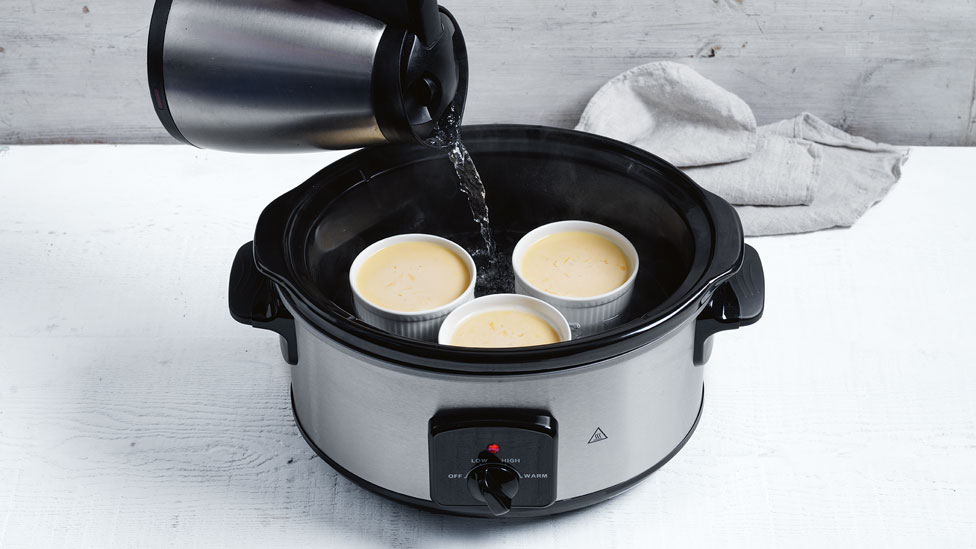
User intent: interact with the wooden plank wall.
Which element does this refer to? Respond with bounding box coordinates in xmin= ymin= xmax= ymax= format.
xmin=1 ymin=0 xmax=975 ymax=145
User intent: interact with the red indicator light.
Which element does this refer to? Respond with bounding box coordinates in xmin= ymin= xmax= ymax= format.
xmin=487 ymin=443 xmax=500 ymax=454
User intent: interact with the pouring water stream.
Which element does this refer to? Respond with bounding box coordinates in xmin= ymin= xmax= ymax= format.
xmin=427 ymin=104 xmax=513 ymax=294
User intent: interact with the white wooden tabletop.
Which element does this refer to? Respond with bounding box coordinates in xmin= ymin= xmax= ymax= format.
xmin=1 ymin=144 xmax=974 ymax=547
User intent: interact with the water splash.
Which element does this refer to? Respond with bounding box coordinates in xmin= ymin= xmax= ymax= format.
xmin=455 ymin=232 xmax=515 ymax=297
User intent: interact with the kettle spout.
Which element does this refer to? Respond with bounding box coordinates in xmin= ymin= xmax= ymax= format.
xmin=372 ymin=6 xmax=469 ymax=145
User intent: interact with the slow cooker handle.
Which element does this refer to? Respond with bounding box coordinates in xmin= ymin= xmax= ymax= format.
xmin=229 ymin=241 xmax=298 ymax=365
xmin=693 ymin=244 xmax=765 ymax=366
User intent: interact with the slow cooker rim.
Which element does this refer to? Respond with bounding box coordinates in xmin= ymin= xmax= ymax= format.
xmin=252 ymin=124 xmax=744 ymax=375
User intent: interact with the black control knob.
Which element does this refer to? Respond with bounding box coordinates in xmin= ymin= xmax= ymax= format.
xmin=467 ymin=464 xmax=520 ymax=516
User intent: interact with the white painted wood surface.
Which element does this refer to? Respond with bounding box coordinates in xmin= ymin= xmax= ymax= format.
xmin=1 ymin=0 xmax=976 ymax=146
xmin=1 ymin=144 xmax=976 ymax=547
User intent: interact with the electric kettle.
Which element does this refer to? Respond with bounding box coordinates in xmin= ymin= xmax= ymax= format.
xmin=147 ymin=0 xmax=468 ymax=151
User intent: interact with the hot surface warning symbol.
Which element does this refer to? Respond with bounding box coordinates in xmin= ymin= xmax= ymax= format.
xmin=588 ymin=427 xmax=608 ymax=444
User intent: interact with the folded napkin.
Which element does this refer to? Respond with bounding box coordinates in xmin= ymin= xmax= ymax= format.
xmin=576 ymin=62 xmax=909 ymax=236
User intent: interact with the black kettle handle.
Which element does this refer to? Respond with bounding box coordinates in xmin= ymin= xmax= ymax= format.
xmin=331 ymin=0 xmax=443 ymax=45
xmin=229 ymin=241 xmax=298 ymax=365
xmin=694 ymin=244 xmax=765 ymax=366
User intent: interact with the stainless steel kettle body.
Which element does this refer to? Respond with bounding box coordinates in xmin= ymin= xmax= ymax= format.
xmin=147 ymin=0 xmax=468 ymax=152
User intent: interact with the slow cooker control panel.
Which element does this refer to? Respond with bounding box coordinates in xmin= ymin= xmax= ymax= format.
xmin=429 ymin=410 xmax=557 ymax=516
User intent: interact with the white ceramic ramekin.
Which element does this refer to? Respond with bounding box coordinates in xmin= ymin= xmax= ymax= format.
xmin=349 ymin=234 xmax=476 ymax=341
xmin=512 ymin=220 xmax=639 ymax=335
xmin=438 ymin=293 xmax=572 ymax=347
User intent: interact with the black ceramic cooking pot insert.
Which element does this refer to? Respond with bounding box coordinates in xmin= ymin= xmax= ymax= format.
xmin=232 ymin=124 xmax=763 ymax=373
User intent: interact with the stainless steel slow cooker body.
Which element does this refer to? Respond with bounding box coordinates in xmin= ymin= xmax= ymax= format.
xmin=229 ymin=125 xmax=765 ymax=517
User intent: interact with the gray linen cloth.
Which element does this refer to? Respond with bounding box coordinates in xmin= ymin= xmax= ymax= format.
xmin=575 ymin=62 xmax=909 ymax=236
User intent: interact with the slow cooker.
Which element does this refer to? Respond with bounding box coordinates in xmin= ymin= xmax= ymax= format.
xmin=228 ymin=125 xmax=765 ymax=517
